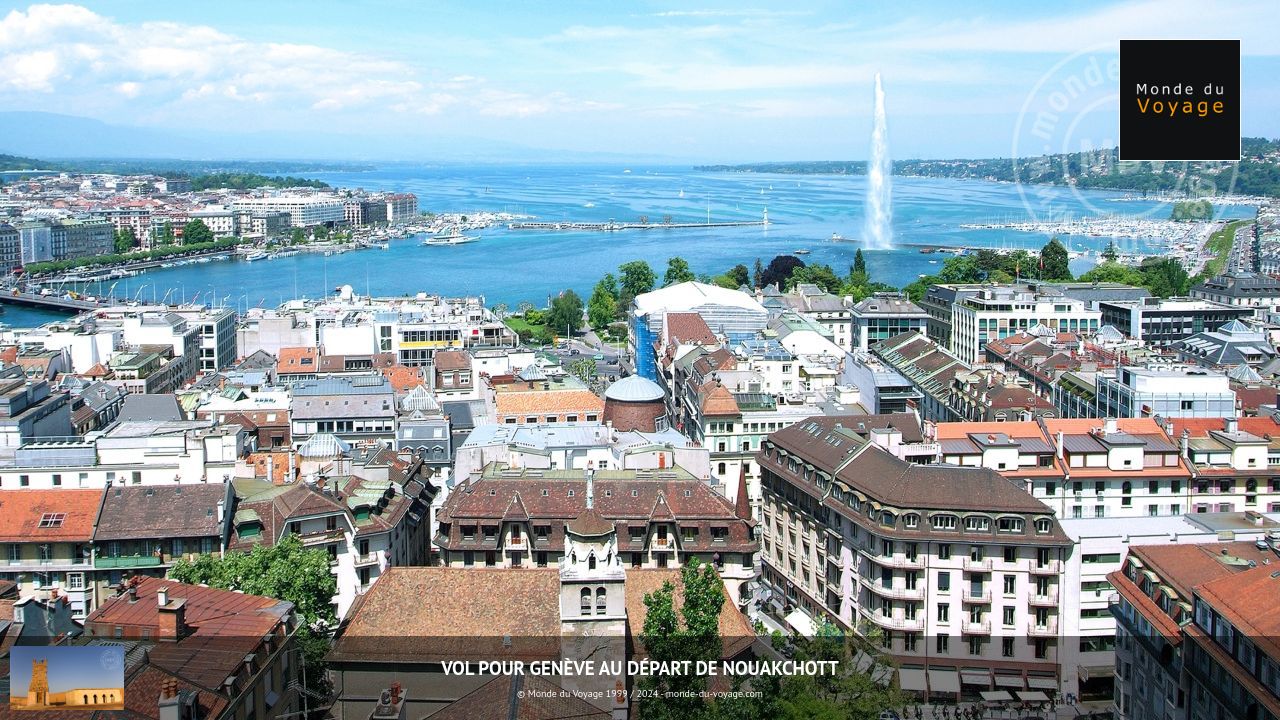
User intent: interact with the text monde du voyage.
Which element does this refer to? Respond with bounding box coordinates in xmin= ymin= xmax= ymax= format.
xmin=1134 ymin=82 xmax=1228 ymax=118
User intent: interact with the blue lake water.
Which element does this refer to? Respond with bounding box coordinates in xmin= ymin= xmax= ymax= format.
xmin=5 ymin=165 xmax=1255 ymax=327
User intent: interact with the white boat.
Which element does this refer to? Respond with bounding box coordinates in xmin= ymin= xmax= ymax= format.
xmin=794 ymin=249 xmax=811 ymax=255
xmin=583 ymin=202 xmax=596 ymax=208
xmin=244 ymin=251 xmax=268 ymax=262
xmin=831 ymin=232 xmax=846 ymax=241
xmin=424 ymin=230 xmax=479 ymax=246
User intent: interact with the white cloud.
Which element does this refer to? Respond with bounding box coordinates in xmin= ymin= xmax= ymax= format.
xmin=0 ymin=50 xmax=60 ymax=91
xmin=115 ymin=81 xmax=140 ymax=98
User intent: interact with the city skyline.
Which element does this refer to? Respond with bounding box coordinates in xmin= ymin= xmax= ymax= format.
xmin=0 ymin=1 xmax=1278 ymax=162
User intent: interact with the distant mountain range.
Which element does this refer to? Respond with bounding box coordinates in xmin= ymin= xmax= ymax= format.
xmin=0 ymin=111 xmax=676 ymax=166
xmin=696 ymin=138 xmax=1280 ymax=197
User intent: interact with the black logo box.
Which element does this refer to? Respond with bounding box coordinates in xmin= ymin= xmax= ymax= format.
xmin=1119 ymin=39 xmax=1240 ymax=162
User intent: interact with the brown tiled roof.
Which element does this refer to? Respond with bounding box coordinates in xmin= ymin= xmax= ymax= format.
xmin=566 ymin=507 xmax=613 ymax=536
xmin=698 ymin=381 xmax=739 ymax=416
xmin=429 ymin=674 xmax=609 ymax=720
xmin=85 ymin=577 xmax=293 ymax=690
xmin=1170 ymin=416 xmax=1280 ymax=438
xmin=626 ymin=569 xmax=755 ymax=660
xmin=94 ymin=484 xmax=225 ymax=542
xmin=329 ymin=567 xmax=755 ymax=665
xmin=380 ymin=365 xmax=424 ymax=393
xmin=1195 ymin=564 xmax=1280 ymax=660
xmin=276 ymin=347 xmax=317 ymax=374
xmin=665 ymin=312 xmax=718 ymax=346
xmin=328 ymin=567 xmax=563 ymax=663
xmin=245 ymin=451 xmax=296 ymax=485
xmin=1129 ymin=542 xmax=1269 ymax=600
xmin=495 ymin=390 xmax=604 ymax=418
xmin=83 ymin=362 xmax=112 ymax=378
xmin=434 ymin=349 xmax=472 ymax=371
xmin=0 ymin=489 xmax=101 ymax=542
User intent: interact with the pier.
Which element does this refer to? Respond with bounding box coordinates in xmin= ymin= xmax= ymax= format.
xmin=508 ymin=213 xmax=769 ymax=233
xmin=0 ymin=289 xmax=105 ymax=313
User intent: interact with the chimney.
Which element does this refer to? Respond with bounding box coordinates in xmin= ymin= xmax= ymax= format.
xmin=158 ymin=592 xmax=187 ymax=642
xmin=128 ymin=586 xmax=138 ymax=603
xmin=157 ymin=586 xmax=168 ymax=607
xmin=216 ymin=498 xmax=225 ymax=524
xmin=158 ymin=680 xmax=183 ymax=720
xmin=1103 ymin=418 xmax=1118 ymax=435
xmin=369 ymin=683 xmax=408 ymax=720
xmin=585 ymin=462 xmax=595 ymax=509
xmin=266 ymin=454 xmax=275 ymax=483
xmin=1055 ymin=431 xmax=1064 ymax=460
xmin=1180 ymin=429 xmax=1190 ymax=459
xmin=1225 ymin=417 xmax=1239 ymax=434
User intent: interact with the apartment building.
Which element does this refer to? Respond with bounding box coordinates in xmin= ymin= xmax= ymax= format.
xmin=1169 ymin=416 xmax=1280 ymax=514
xmin=83 ymin=577 xmax=301 ymax=720
xmin=0 ymin=489 xmax=100 ymax=617
xmin=872 ymin=331 xmax=970 ymax=422
xmin=850 ymin=293 xmax=929 ymax=352
xmin=384 ymin=193 xmax=418 ymax=223
xmin=773 ymin=283 xmax=855 ymax=351
xmin=630 ymin=281 xmax=769 ymax=381
xmin=230 ymin=195 xmax=344 ymax=227
xmin=433 ymin=464 xmax=759 ymax=605
xmin=1191 ymin=270 xmax=1280 ymax=317
xmin=1099 ymin=297 xmax=1252 ymax=346
xmin=1109 ymin=541 xmax=1280 ymax=720
xmin=0 ymin=417 xmax=244 ymax=489
xmin=759 ymin=416 xmax=1073 ymax=698
xmin=228 ymin=449 xmax=434 ymax=618
xmin=950 ymin=285 xmax=1101 ymax=364
xmin=289 ymin=376 xmax=397 ymax=446
xmin=0 ymin=365 xmax=74 ymax=463
xmin=0 ymin=222 xmax=21 ymax=272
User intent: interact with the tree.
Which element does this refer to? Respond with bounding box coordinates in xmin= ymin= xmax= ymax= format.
xmin=290 ymin=227 xmax=306 ymax=245
xmin=664 ymin=256 xmax=696 ymax=286
xmin=588 ymin=276 xmax=619 ymax=329
xmin=567 ymin=357 xmax=596 ymax=385
xmin=169 ymin=534 xmax=337 ymax=703
xmin=492 ymin=302 xmax=509 ymax=319
xmin=752 ymin=258 xmax=764 ymax=288
xmin=758 ymin=255 xmax=806 ymax=290
xmin=1039 ymin=238 xmax=1072 ymax=281
xmin=770 ymin=623 xmax=908 ymax=720
xmin=113 ymin=228 xmax=136 ymax=254
xmin=546 ymin=289 xmax=585 ymax=336
xmin=619 ymin=260 xmax=656 ymax=298
xmin=1102 ymin=240 xmax=1119 ymax=262
xmin=1078 ymin=261 xmax=1143 ymax=285
xmin=313 ymin=225 xmax=330 ymax=241
xmin=789 ymin=263 xmax=842 ymax=293
xmin=726 ymin=264 xmax=750 ymax=288
xmin=853 ymin=249 xmax=867 ymax=276
xmin=516 ymin=301 xmax=535 ymax=317
xmin=1140 ymin=257 xmax=1191 ymax=297
xmin=637 ymin=559 xmax=725 ymax=720
xmin=182 ymin=219 xmax=214 ymax=246
xmin=158 ymin=222 xmax=176 ymax=247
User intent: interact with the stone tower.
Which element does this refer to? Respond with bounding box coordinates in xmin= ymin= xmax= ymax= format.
xmin=28 ymin=658 xmax=49 ymax=706
xmin=558 ymin=467 xmax=628 ymax=720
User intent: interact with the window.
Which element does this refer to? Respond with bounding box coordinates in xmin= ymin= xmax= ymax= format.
xmin=463 ymin=551 xmax=474 ymax=566
xmin=1002 ymin=637 xmax=1015 ymax=657
xmin=596 ymin=588 xmax=608 ymax=615
xmin=37 ymin=513 xmax=65 ymax=529
xmin=936 ymin=635 xmax=949 ymax=655
xmin=996 ymin=517 xmax=1024 ymax=533
xmin=19 ymin=475 xmax=29 ymax=487
xmin=580 ymin=588 xmax=592 ymax=616
xmin=51 ymin=474 xmax=61 ymax=487
xmin=1003 ymin=607 xmax=1015 ymax=626
xmin=1003 ymin=546 xmax=1017 ymax=563
xmin=1002 ymin=575 xmax=1016 ymax=595
xmin=937 ymin=572 xmax=950 ymax=592
xmin=485 ymin=551 xmax=496 ymax=567
xmin=938 ymin=544 xmax=951 ymax=560
xmin=937 ymin=603 xmax=950 ymax=622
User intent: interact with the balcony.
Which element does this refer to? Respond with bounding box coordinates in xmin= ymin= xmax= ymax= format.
xmin=353 ymin=552 xmax=381 ymax=567
xmin=1029 ymin=560 xmax=1062 ymax=575
xmin=506 ymin=536 xmax=526 ymax=550
xmin=868 ymin=613 xmax=924 ymax=631
xmin=1029 ymin=593 xmax=1059 ymax=607
xmin=962 ymin=619 xmax=992 ymax=634
xmin=861 ymin=548 xmax=924 ymax=569
xmin=299 ymin=529 xmax=346 ymax=547
xmin=651 ymin=537 xmax=675 ymax=552
xmin=963 ymin=557 xmax=993 ymax=571
xmin=1028 ymin=618 xmax=1059 ymax=637
xmin=963 ymin=588 xmax=992 ymax=603
xmin=864 ymin=579 xmax=925 ymax=601
xmin=6 ymin=558 xmax=93 ymax=570
xmin=95 ymin=555 xmax=164 ymax=569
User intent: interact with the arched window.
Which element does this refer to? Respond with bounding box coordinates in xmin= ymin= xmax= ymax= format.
xmin=1122 ymin=482 xmax=1132 ymax=494
xmin=93 ymin=695 xmax=98 ymax=705
xmin=596 ymin=587 xmax=607 ymax=615
xmin=83 ymin=696 xmax=88 ymax=705
xmin=580 ymin=587 xmax=591 ymax=615
xmin=1247 ymin=479 xmax=1258 ymax=492
xmin=588 ymin=554 xmax=597 ymax=570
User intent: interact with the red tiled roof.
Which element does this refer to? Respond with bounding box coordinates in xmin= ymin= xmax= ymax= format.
xmin=665 ymin=312 xmax=718 ymax=346
xmin=433 ymin=350 xmax=472 ymax=371
xmin=1169 ymin=416 xmax=1280 ymax=438
xmin=380 ymin=365 xmax=424 ymax=394
xmin=0 ymin=489 xmax=101 ymax=542
xmin=275 ymin=347 xmax=316 ymax=374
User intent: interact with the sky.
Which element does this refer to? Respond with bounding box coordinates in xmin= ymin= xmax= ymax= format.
xmin=0 ymin=1 xmax=1277 ymax=162
xmin=9 ymin=646 xmax=124 ymax=695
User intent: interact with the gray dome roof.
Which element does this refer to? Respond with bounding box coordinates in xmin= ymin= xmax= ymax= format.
xmin=298 ymin=433 xmax=351 ymax=458
xmin=605 ymin=375 xmax=665 ymax=402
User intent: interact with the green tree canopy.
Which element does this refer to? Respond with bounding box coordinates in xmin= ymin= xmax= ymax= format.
xmin=770 ymin=623 xmax=908 ymax=720
xmin=637 ymin=559 xmax=725 ymax=720
xmin=182 ymin=218 xmax=214 ymax=246
xmin=1102 ymin=240 xmax=1119 ymax=262
xmin=1039 ymin=238 xmax=1072 ymax=281
xmin=789 ymin=262 xmax=842 ymax=293
xmin=725 ymin=263 xmax=750 ymax=288
xmin=113 ymin=228 xmax=137 ymax=255
xmin=1140 ymin=257 xmax=1191 ymax=297
xmin=759 ymin=255 xmax=806 ymax=290
xmin=853 ymin=249 xmax=867 ymax=276
xmin=168 ymin=534 xmax=337 ymax=702
xmin=546 ymin=289 xmax=585 ymax=336
xmin=619 ymin=260 xmax=657 ymax=298
xmin=664 ymin=257 xmax=696 ymax=286
xmin=588 ymin=275 xmax=619 ymax=329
